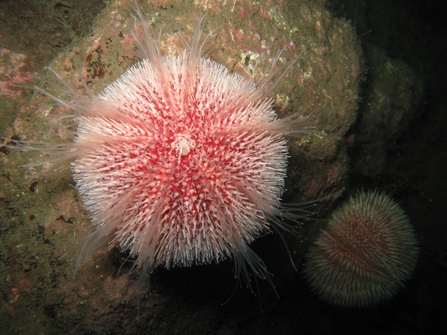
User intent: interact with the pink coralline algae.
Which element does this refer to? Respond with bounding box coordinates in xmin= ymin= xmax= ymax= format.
xmin=0 ymin=48 xmax=34 ymax=97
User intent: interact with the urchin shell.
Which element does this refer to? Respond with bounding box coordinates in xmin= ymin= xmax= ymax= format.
xmin=71 ymin=36 xmax=292 ymax=279
xmin=304 ymin=190 xmax=418 ymax=307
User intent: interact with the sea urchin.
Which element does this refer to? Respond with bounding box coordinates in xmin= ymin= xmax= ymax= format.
xmin=304 ymin=190 xmax=418 ymax=307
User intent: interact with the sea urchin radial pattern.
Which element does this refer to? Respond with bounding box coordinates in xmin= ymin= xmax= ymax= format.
xmin=74 ymin=53 xmax=290 ymax=274
xmin=304 ymin=190 xmax=418 ymax=307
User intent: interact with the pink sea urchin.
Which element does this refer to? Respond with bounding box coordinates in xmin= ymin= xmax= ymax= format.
xmin=16 ymin=4 xmax=311 ymax=290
